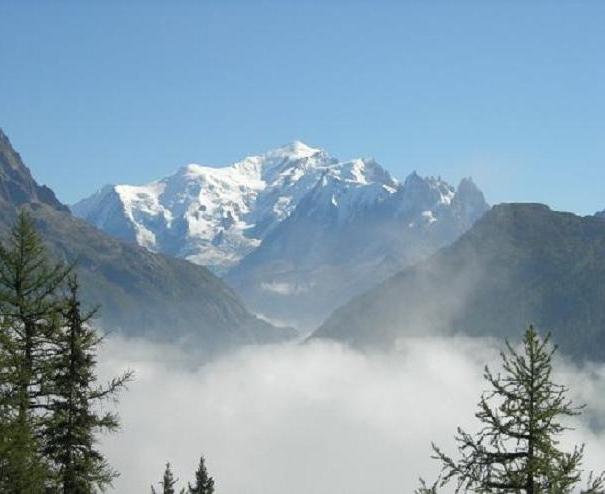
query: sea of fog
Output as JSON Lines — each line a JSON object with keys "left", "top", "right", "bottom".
{"left": 98, "top": 336, "right": 605, "bottom": 494}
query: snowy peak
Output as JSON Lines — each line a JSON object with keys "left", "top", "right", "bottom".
{"left": 402, "top": 172, "right": 453, "bottom": 200}
{"left": 263, "top": 140, "right": 321, "bottom": 161}
{"left": 394, "top": 172, "right": 455, "bottom": 217}
{"left": 326, "top": 158, "right": 397, "bottom": 187}
{"left": 72, "top": 143, "right": 488, "bottom": 274}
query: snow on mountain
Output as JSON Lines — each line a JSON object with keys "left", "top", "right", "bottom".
{"left": 226, "top": 164, "right": 489, "bottom": 328}
{"left": 72, "top": 142, "right": 398, "bottom": 272}
{"left": 73, "top": 142, "right": 489, "bottom": 328}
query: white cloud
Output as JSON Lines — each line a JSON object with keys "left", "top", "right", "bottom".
{"left": 97, "top": 336, "right": 605, "bottom": 494}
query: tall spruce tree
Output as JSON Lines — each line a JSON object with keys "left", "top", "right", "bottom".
{"left": 431, "top": 326, "right": 605, "bottom": 493}
{"left": 44, "top": 276, "right": 132, "bottom": 493}
{"left": 0, "top": 211, "right": 71, "bottom": 492}
{"left": 188, "top": 455, "right": 215, "bottom": 494}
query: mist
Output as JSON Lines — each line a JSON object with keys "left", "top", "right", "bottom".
{"left": 98, "top": 336, "right": 605, "bottom": 494}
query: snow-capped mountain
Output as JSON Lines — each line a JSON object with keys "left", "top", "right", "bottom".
{"left": 72, "top": 141, "right": 398, "bottom": 271}
{"left": 73, "top": 142, "right": 489, "bottom": 328}
{"left": 225, "top": 167, "right": 488, "bottom": 329}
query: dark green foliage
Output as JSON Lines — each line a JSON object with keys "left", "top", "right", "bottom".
{"left": 0, "top": 212, "right": 130, "bottom": 492}
{"left": 188, "top": 455, "right": 215, "bottom": 494}
{"left": 44, "top": 277, "right": 132, "bottom": 493}
{"left": 430, "top": 327, "right": 605, "bottom": 493}
{"left": 0, "top": 419, "right": 48, "bottom": 494}
{"left": 314, "top": 204, "right": 605, "bottom": 361}
{"left": 0, "top": 211, "right": 71, "bottom": 492}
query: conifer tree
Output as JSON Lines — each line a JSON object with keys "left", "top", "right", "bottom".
{"left": 0, "top": 211, "right": 71, "bottom": 414}
{"left": 0, "top": 211, "right": 71, "bottom": 492}
{"left": 44, "top": 276, "right": 132, "bottom": 493}
{"left": 152, "top": 463, "right": 184, "bottom": 494}
{"left": 188, "top": 455, "right": 215, "bottom": 494}
{"left": 0, "top": 212, "right": 132, "bottom": 491}
{"left": 431, "top": 326, "right": 605, "bottom": 493}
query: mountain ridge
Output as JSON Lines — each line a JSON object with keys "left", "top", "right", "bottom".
{"left": 72, "top": 142, "right": 401, "bottom": 271}
{"left": 73, "top": 142, "right": 489, "bottom": 327}
{"left": 0, "top": 129, "right": 68, "bottom": 213}
{"left": 0, "top": 128, "right": 294, "bottom": 354}
{"left": 311, "top": 202, "right": 605, "bottom": 360}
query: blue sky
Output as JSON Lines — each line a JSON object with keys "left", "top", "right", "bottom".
{"left": 1, "top": 1, "right": 604, "bottom": 213}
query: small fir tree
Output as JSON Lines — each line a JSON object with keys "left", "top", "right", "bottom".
{"left": 188, "top": 455, "right": 215, "bottom": 494}
{"left": 152, "top": 463, "right": 184, "bottom": 494}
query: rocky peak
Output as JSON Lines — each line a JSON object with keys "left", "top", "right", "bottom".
{"left": 0, "top": 129, "right": 68, "bottom": 212}
{"left": 451, "top": 177, "right": 489, "bottom": 219}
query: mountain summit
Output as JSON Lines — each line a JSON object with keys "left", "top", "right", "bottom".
{"left": 72, "top": 142, "right": 396, "bottom": 272}
{"left": 73, "top": 143, "right": 489, "bottom": 327}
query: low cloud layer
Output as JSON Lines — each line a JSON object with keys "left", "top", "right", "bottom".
{"left": 98, "top": 337, "right": 605, "bottom": 493}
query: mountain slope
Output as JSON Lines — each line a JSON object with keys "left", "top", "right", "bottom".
{"left": 312, "top": 204, "right": 605, "bottom": 360}
{"left": 226, "top": 172, "right": 488, "bottom": 328}
{"left": 73, "top": 143, "right": 488, "bottom": 328}
{"left": 0, "top": 130, "right": 68, "bottom": 212}
{"left": 0, "top": 129, "right": 293, "bottom": 353}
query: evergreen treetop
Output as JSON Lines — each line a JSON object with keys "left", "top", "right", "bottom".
{"left": 431, "top": 326, "right": 605, "bottom": 493}
{"left": 188, "top": 455, "right": 215, "bottom": 494}
{"left": 152, "top": 462, "right": 184, "bottom": 494}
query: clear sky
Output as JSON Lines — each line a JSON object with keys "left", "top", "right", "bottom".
{"left": 1, "top": 1, "right": 604, "bottom": 214}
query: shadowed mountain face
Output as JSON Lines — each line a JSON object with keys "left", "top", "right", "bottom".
{"left": 0, "top": 129, "right": 294, "bottom": 354}
{"left": 312, "top": 203, "right": 605, "bottom": 361}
